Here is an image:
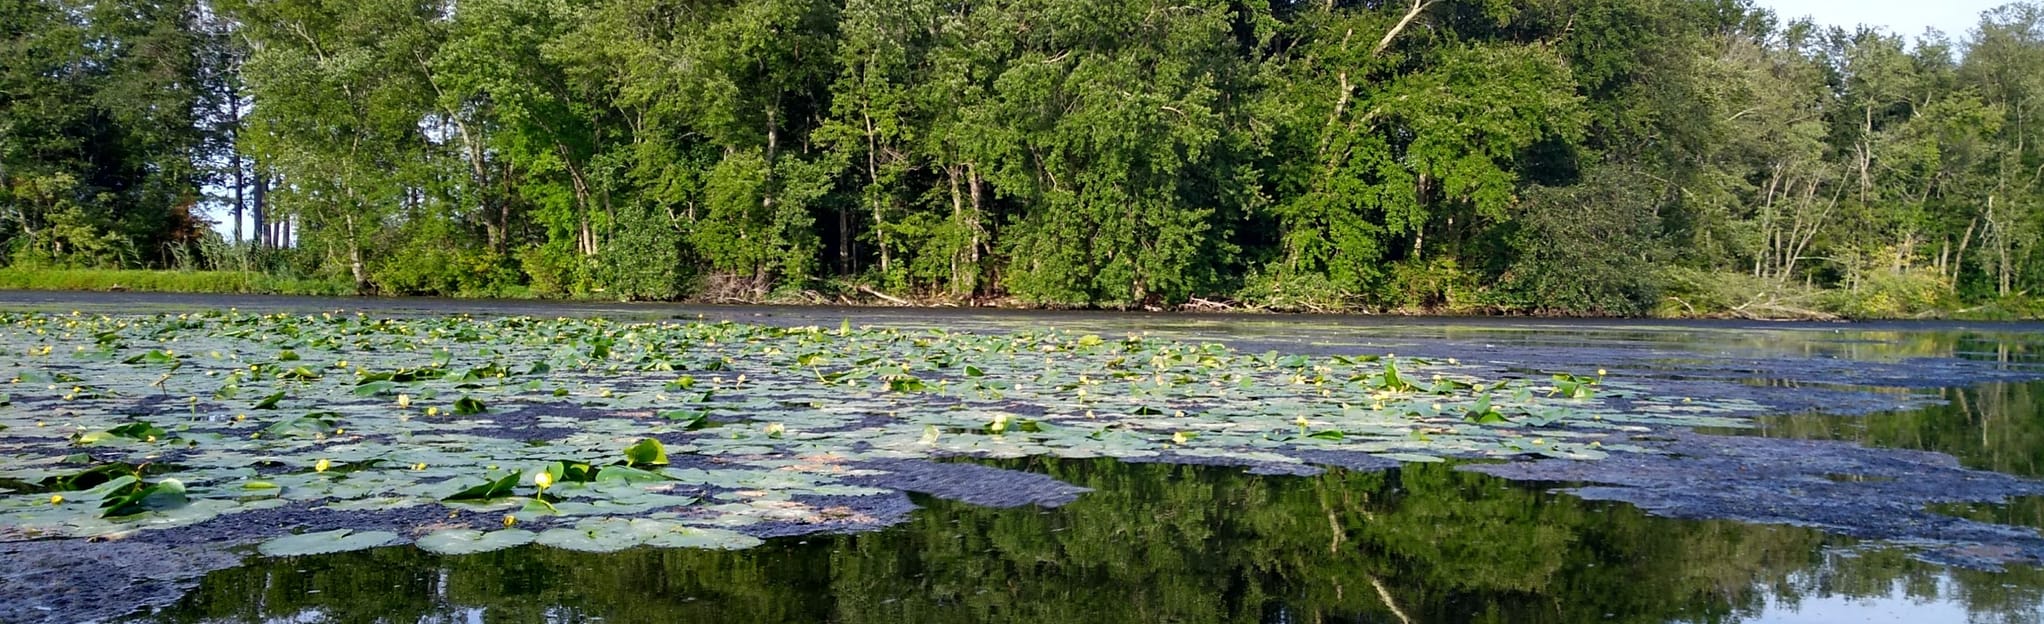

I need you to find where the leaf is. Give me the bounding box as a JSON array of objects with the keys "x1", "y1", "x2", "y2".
[
  {"x1": 252, "y1": 391, "x2": 286, "y2": 410},
  {"x1": 263, "y1": 413, "x2": 341, "y2": 439},
  {"x1": 353, "y1": 380, "x2": 399, "y2": 397},
  {"x1": 105, "y1": 421, "x2": 168, "y2": 441},
  {"x1": 886, "y1": 375, "x2": 926, "y2": 393},
  {"x1": 658, "y1": 410, "x2": 711, "y2": 429},
  {"x1": 536, "y1": 522, "x2": 641, "y2": 553},
  {"x1": 122, "y1": 349, "x2": 177, "y2": 365},
  {"x1": 416, "y1": 529, "x2": 536, "y2": 555},
  {"x1": 454, "y1": 396, "x2": 487, "y2": 415},
  {"x1": 624, "y1": 438, "x2": 669, "y2": 467},
  {"x1": 1375, "y1": 452, "x2": 1446, "y2": 464},
  {"x1": 444, "y1": 473, "x2": 521, "y2": 501},
  {"x1": 593, "y1": 466, "x2": 670, "y2": 484},
  {"x1": 99, "y1": 478, "x2": 189, "y2": 517},
  {"x1": 257, "y1": 529, "x2": 403, "y2": 557},
  {"x1": 1380, "y1": 360, "x2": 1413, "y2": 392},
  {"x1": 1307, "y1": 430, "x2": 1346, "y2": 441},
  {"x1": 639, "y1": 523, "x2": 762, "y2": 550}
]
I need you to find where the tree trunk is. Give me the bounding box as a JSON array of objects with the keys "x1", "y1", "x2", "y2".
[
  {"x1": 1954, "y1": 216, "x2": 1978, "y2": 284},
  {"x1": 345, "y1": 213, "x2": 365, "y2": 290},
  {"x1": 252, "y1": 171, "x2": 268, "y2": 248},
  {"x1": 864, "y1": 107, "x2": 889, "y2": 275}
]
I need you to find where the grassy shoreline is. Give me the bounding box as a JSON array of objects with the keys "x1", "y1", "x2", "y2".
[
  {"x1": 0, "y1": 268, "x2": 354, "y2": 297},
  {"x1": 1, "y1": 267, "x2": 2035, "y2": 321}
]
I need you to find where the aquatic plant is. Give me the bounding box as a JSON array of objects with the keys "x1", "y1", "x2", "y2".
[{"x1": 0, "y1": 311, "x2": 1763, "y2": 555}]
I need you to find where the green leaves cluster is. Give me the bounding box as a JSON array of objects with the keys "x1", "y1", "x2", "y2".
[
  {"x1": 13, "y1": 1, "x2": 2044, "y2": 315},
  {"x1": 0, "y1": 311, "x2": 1761, "y2": 558}
]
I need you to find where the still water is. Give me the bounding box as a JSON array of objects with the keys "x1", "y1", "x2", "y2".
[
  {"x1": 133, "y1": 457, "x2": 2044, "y2": 624},
  {"x1": 6, "y1": 293, "x2": 2038, "y2": 623}
]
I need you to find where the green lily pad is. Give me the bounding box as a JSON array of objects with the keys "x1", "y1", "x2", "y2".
[
  {"x1": 415, "y1": 528, "x2": 537, "y2": 555},
  {"x1": 623, "y1": 438, "x2": 668, "y2": 467},
  {"x1": 257, "y1": 529, "x2": 404, "y2": 557},
  {"x1": 638, "y1": 521, "x2": 762, "y2": 550},
  {"x1": 536, "y1": 519, "x2": 644, "y2": 553}
]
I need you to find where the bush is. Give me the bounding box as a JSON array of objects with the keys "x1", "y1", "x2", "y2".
[
  {"x1": 1384, "y1": 258, "x2": 1481, "y2": 312},
  {"x1": 1491, "y1": 167, "x2": 1663, "y2": 316},
  {"x1": 0, "y1": 268, "x2": 352, "y2": 295},
  {"x1": 1819, "y1": 270, "x2": 1954, "y2": 319},
  {"x1": 1655, "y1": 268, "x2": 1832, "y2": 319},
  {"x1": 1236, "y1": 271, "x2": 1339, "y2": 311},
  {"x1": 517, "y1": 244, "x2": 589, "y2": 298},
  {"x1": 598, "y1": 202, "x2": 691, "y2": 300}
]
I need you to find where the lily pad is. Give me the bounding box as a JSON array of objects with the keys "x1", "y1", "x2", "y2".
[
  {"x1": 257, "y1": 529, "x2": 404, "y2": 557},
  {"x1": 415, "y1": 528, "x2": 537, "y2": 555},
  {"x1": 536, "y1": 519, "x2": 644, "y2": 553}
]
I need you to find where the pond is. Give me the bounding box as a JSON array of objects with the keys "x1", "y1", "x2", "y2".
[{"x1": 1, "y1": 292, "x2": 2043, "y2": 623}]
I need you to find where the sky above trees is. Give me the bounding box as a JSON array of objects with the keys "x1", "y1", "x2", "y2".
[{"x1": 1761, "y1": 0, "x2": 2003, "y2": 39}]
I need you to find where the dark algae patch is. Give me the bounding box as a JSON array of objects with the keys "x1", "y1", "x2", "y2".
[{"x1": 4, "y1": 299, "x2": 2044, "y2": 622}]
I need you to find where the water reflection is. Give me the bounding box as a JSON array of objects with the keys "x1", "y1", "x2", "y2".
[
  {"x1": 134, "y1": 460, "x2": 2044, "y2": 624},
  {"x1": 1737, "y1": 382, "x2": 2044, "y2": 479}
]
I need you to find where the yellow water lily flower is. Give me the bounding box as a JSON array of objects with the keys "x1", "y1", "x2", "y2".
[
  {"x1": 314, "y1": 459, "x2": 331, "y2": 473},
  {"x1": 534, "y1": 471, "x2": 554, "y2": 490},
  {"x1": 49, "y1": 494, "x2": 63, "y2": 505},
  {"x1": 396, "y1": 394, "x2": 412, "y2": 408}
]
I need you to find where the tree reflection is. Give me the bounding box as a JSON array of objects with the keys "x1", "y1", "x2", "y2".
[{"x1": 146, "y1": 460, "x2": 2044, "y2": 624}]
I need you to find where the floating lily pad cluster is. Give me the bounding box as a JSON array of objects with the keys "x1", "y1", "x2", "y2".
[{"x1": 0, "y1": 311, "x2": 1764, "y2": 556}]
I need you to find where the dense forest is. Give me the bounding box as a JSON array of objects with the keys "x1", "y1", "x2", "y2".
[{"x1": 4, "y1": 0, "x2": 2044, "y2": 316}]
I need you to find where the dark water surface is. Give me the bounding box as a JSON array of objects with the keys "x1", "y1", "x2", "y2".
[
  {"x1": 7, "y1": 292, "x2": 2044, "y2": 623},
  {"x1": 134, "y1": 460, "x2": 2044, "y2": 624}
]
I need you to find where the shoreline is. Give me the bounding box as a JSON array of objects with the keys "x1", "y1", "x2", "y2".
[{"x1": 0, "y1": 267, "x2": 2033, "y2": 322}]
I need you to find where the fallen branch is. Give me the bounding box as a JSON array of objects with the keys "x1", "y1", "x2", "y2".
[{"x1": 857, "y1": 285, "x2": 913, "y2": 306}]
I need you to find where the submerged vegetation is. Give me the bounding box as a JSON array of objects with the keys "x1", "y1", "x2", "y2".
[
  {"x1": 0, "y1": 311, "x2": 1763, "y2": 556},
  {"x1": 7, "y1": 0, "x2": 2044, "y2": 317}
]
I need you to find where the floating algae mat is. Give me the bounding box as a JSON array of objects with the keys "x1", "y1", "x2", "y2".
[{"x1": 0, "y1": 311, "x2": 1768, "y2": 558}]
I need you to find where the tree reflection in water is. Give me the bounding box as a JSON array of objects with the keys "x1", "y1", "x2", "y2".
[{"x1": 142, "y1": 459, "x2": 2044, "y2": 624}]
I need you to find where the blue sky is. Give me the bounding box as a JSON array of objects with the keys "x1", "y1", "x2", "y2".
[{"x1": 1758, "y1": 0, "x2": 2006, "y2": 40}]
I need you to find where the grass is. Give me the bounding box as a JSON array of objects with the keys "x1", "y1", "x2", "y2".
[{"x1": 0, "y1": 268, "x2": 354, "y2": 296}]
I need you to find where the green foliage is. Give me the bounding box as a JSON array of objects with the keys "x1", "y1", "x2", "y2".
[
  {"x1": 1821, "y1": 269, "x2": 1956, "y2": 319},
  {"x1": 1384, "y1": 258, "x2": 1482, "y2": 312},
  {"x1": 599, "y1": 202, "x2": 690, "y2": 300},
  {"x1": 1493, "y1": 167, "x2": 1665, "y2": 315},
  {"x1": 8, "y1": 0, "x2": 2044, "y2": 316},
  {"x1": 0, "y1": 268, "x2": 352, "y2": 296}
]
